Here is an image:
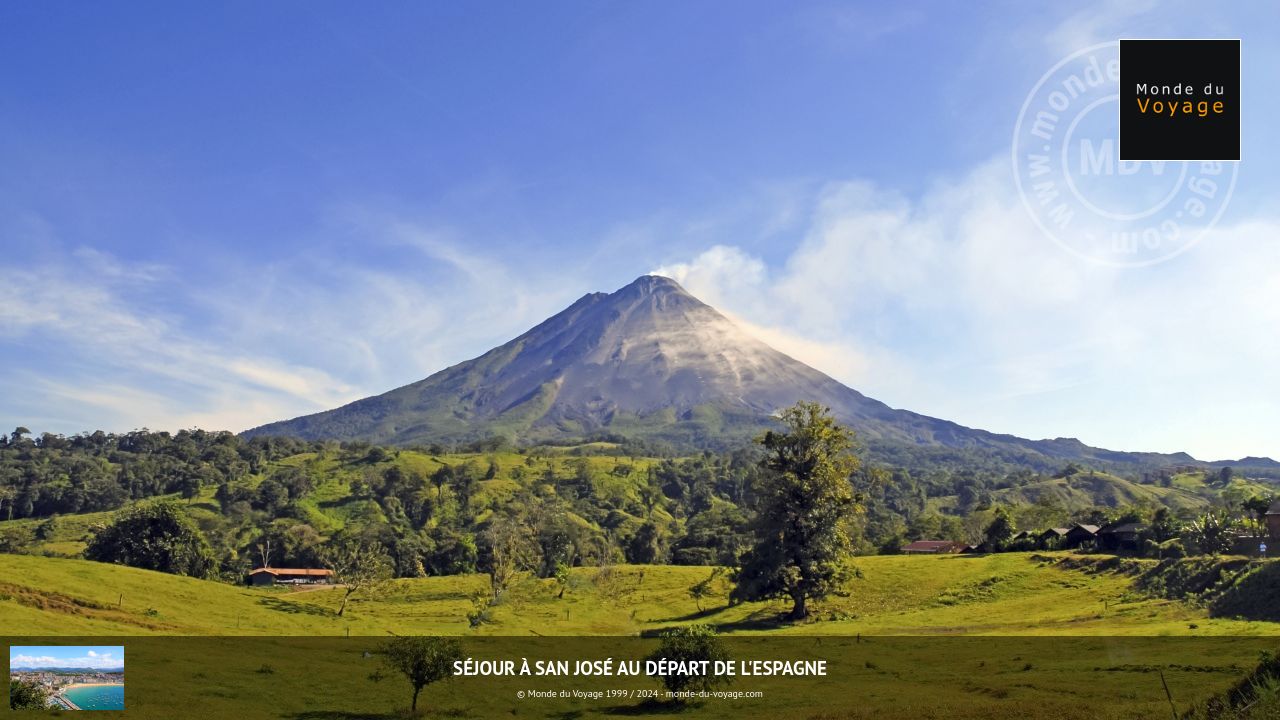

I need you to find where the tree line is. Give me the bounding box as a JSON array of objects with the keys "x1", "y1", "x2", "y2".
[{"x1": 2, "y1": 415, "x2": 1274, "y2": 621}]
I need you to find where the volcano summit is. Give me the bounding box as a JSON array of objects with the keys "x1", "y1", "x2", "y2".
[{"x1": 243, "y1": 275, "x2": 1207, "y2": 469}]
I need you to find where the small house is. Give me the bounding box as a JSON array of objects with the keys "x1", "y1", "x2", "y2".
[
  {"x1": 1097, "y1": 522, "x2": 1147, "y2": 552},
  {"x1": 902, "y1": 540, "x2": 970, "y2": 555},
  {"x1": 1063, "y1": 524, "x2": 1100, "y2": 549},
  {"x1": 1267, "y1": 500, "x2": 1280, "y2": 540},
  {"x1": 247, "y1": 567, "x2": 334, "y2": 586},
  {"x1": 1037, "y1": 527, "x2": 1069, "y2": 549}
]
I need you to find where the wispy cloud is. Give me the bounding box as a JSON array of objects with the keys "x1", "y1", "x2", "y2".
[
  {"x1": 0, "y1": 213, "x2": 579, "y2": 436},
  {"x1": 654, "y1": 157, "x2": 1280, "y2": 461},
  {"x1": 11, "y1": 648, "x2": 122, "y2": 669},
  {"x1": 0, "y1": 253, "x2": 360, "y2": 433}
]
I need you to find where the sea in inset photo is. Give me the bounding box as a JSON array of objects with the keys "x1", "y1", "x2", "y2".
[{"x1": 8, "y1": 646, "x2": 124, "y2": 711}]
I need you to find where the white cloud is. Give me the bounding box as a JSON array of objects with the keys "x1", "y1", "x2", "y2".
[
  {"x1": 0, "y1": 254, "x2": 362, "y2": 434},
  {"x1": 0, "y1": 216, "x2": 580, "y2": 436},
  {"x1": 11, "y1": 649, "x2": 121, "y2": 669},
  {"x1": 654, "y1": 157, "x2": 1280, "y2": 461},
  {"x1": 4, "y1": 166, "x2": 1273, "y2": 461},
  {"x1": 11, "y1": 655, "x2": 59, "y2": 667}
]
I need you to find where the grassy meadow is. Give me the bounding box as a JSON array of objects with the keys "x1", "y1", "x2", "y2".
[
  {"x1": 4, "y1": 551, "x2": 1279, "y2": 637},
  {"x1": 7, "y1": 553, "x2": 1280, "y2": 719},
  {"x1": 6, "y1": 445, "x2": 1280, "y2": 717}
]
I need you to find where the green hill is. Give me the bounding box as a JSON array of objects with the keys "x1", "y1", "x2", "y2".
[
  {"x1": 5, "y1": 552, "x2": 1280, "y2": 637},
  {"x1": 992, "y1": 469, "x2": 1206, "y2": 510},
  {"x1": 8, "y1": 552, "x2": 1280, "y2": 719},
  {"x1": 928, "y1": 467, "x2": 1274, "y2": 517},
  {"x1": 6, "y1": 448, "x2": 1274, "y2": 576},
  {"x1": 2, "y1": 448, "x2": 662, "y2": 559}
]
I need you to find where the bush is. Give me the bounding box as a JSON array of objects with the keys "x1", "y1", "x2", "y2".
[
  {"x1": 1141, "y1": 538, "x2": 1161, "y2": 559},
  {"x1": 9, "y1": 679, "x2": 49, "y2": 709},
  {"x1": 1184, "y1": 510, "x2": 1237, "y2": 556},
  {"x1": 84, "y1": 501, "x2": 215, "y2": 577},
  {"x1": 645, "y1": 624, "x2": 732, "y2": 698},
  {"x1": 1159, "y1": 538, "x2": 1187, "y2": 559},
  {"x1": 1211, "y1": 564, "x2": 1280, "y2": 622},
  {"x1": 1140, "y1": 538, "x2": 1186, "y2": 559}
]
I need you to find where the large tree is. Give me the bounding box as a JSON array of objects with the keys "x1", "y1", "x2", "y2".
[
  {"x1": 85, "y1": 500, "x2": 215, "y2": 577},
  {"x1": 0, "y1": 485, "x2": 15, "y2": 522},
  {"x1": 380, "y1": 636, "x2": 463, "y2": 712},
  {"x1": 327, "y1": 536, "x2": 393, "y2": 617},
  {"x1": 731, "y1": 402, "x2": 860, "y2": 620},
  {"x1": 982, "y1": 507, "x2": 1016, "y2": 552},
  {"x1": 479, "y1": 513, "x2": 539, "y2": 600}
]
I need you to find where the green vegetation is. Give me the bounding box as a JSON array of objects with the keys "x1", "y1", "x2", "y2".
[
  {"x1": 7, "y1": 552, "x2": 1280, "y2": 637},
  {"x1": 8, "y1": 677, "x2": 49, "y2": 710},
  {"x1": 646, "y1": 625, "x2": 731, "y2": 697},
  {"x1": 2, "y1": 425, "x2": 1276, "y2": 597},
  {"x1": 1185, "y1": 650, "x2": 1280, "y2": 719},
  {"x1": 733, "y1": 402, "x2": 860, "y2": 619},
  {"x1": 326, "y1": 534, "x2": 394, "y2": 616},
  {"x1": 84, "y1": 500, "x2": 215, "y2": 577},
  {"x1": 6, "y1": 549, "x2": 1280, "y2": 718},
  {"x1": 379, "y1": 635, "x2": 463, "y2": 712}
]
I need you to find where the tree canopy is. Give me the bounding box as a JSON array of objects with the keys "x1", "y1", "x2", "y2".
[
  {"x1": 9, "y1": 678, "x2": 49, "y2": 710},
  {"x1": 380, "y1": 636, "x2": 463, "y2": 712},
  {"x1": 731, "y1": 402, "x2": 861, "y2": 619},
  {"x1": 646, "y1": 624, "x2": 731, "y2": 697},
  {"x1": 85, "y1": 500, "x2": 215, "y2": 577},
  {"x1": 327, "y1": 534, "x2": 394, "y2": 617}
]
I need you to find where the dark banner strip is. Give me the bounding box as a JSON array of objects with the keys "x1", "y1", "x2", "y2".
[{"x1": 5, "y1": 636, "x2": 1277, "y2": 718}]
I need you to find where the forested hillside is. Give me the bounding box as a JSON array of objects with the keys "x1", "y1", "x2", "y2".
[{"x1": 2, "y1": 426, "x2": 1276, "y2": 586}]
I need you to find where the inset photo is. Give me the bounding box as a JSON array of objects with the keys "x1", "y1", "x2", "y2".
[{"x1": 9, "y1": 646, "x2": 124, "y2": 711}]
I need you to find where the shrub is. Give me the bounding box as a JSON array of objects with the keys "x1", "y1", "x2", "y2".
[
  {"x1": 84, "y1": 501, "x2": 215, "y2": 577},
  {"x1": 1159, "y1": 538, "x2": 1187, "y2": 559},
  {"x1": 646, "y1": 624, "x2": 731, "y2": 698},
  {"x1": 9, "y1": 679, "x2": 49, "y2": 709}
]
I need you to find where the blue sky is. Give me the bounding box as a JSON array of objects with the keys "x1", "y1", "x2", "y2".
[
  {"x1": 10, "y1": 646, "x2": 124, "y2": 670},
  {"x1": 1, "y1": 1, "x2": 1277, "y2": 460}
]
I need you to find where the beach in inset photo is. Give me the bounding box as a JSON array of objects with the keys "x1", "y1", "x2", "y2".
[{"x1": 9, "y1": 646, "x2": 124, "y2": 711}]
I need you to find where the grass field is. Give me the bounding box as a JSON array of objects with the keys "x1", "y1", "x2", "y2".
[
  {"x1": 4, "y1": 552, "x2": 1279, "y2": 638},
  {"x1": 6, "y1": 456, "x2": 1279, "y2": 718},
  {"x1": 7, "y1": 553, "x2": 1280, "y2": 718},
  {"x1": 9, "y1": 633, "x2": 1263, "y2": 720}
]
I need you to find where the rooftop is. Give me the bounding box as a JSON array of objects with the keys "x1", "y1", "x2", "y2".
[
  {"x1": 1100, "y1": 523, "x2": 1147, "y2": 534},
  {"x1": 248, "y1": 568, "x2": 332, "y2": 576},
  {"x1": 902, "y1": 540, "x2": 966, "y2": 550}
]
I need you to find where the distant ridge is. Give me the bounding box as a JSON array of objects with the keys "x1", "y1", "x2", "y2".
[{"x1": 244, "y1": 275, "x2": 1271, "y2": 471}]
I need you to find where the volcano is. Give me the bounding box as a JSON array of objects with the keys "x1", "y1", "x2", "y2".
[{"x1": 243, "y1": 275, "x2": 1206, "y2": 469}]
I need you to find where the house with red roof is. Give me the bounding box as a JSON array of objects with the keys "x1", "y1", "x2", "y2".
[
  {"x1": 901, "y1": 540, "x2": 971, "y2": 554},
  {"x1": 246, "y1": 567, "x2": 334, "y2": 586}
]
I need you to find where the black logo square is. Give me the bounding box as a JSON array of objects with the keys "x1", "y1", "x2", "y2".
[{"x1": 1120, "y1": 39, "x2": 1240, "y2": 161}]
